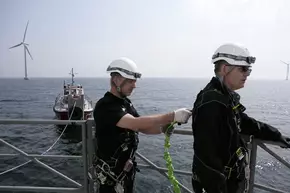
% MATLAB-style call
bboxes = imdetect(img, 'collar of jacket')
[210,76,241,104]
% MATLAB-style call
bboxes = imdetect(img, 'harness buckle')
[96,171,107,185]
[192,172,200,182]
[236,147,245,160]
[123,158,133,172]
[224,166,233,179]
[93,159,118,185]
[115,182,124,193]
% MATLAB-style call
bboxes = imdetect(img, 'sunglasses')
[226,65,252,75]
[238,66,252,73]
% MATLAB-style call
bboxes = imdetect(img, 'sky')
[1,0,290,79]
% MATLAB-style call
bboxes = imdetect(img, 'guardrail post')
[248,136,257,193]
[86,119,95,193]
[82,122,88,193]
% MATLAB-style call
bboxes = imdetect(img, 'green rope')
[163,121,181,193]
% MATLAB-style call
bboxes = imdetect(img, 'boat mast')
[69,68,75,86]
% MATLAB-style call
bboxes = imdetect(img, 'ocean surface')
[0,77,290,193]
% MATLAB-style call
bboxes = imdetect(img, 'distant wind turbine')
[9,21,33,80]
[280,60,290,81]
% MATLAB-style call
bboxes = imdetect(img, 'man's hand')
[173,108,192,124]
[162,123,175,136]
[280,136,290,148]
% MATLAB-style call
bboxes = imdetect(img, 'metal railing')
[172,129,290,193]
[0,118,289,193]
[0,119,89,193]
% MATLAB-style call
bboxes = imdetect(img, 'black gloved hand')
[280,136,290,148]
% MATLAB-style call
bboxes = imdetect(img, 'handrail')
[172,128,290,193]
[0,154,82,159]
[0,119,88,193]
[0,119,289,193]
[0,119,86,125]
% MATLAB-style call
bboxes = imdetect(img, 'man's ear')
[220,64,228,76]
[113,75,124,86]
[111,75,118,86]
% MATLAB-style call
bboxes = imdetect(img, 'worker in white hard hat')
[106,57,142,98]
[190,43,290,193]
[92,57,192,193]
[211,43,255,90]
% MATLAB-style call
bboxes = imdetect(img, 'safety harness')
[192,88,250,192]
[90,130,138,193]
[90,97,140,193]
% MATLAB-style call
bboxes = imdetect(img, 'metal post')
[86,119,94,193]
[87,119,94,168]
[248,137,257,193]
[82,122,88,193]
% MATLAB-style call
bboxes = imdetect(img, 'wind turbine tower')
[280,60,290,81]
[9,21,33,80]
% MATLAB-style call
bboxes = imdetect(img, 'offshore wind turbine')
[280,60,289,81]
[9,21,33,80]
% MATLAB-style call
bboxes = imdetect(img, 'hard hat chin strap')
[216,75,224,83]
[116,86,126,98]
[216,65,235,91]
[216,75,234,95]
[113,79,128,98]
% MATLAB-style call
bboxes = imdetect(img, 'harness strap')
[92,145,137,186]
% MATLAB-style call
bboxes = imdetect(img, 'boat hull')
[53,109,93,120]
[55,112,92,120]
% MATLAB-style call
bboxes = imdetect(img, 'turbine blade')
[23,21,29,42]
[280,60,290,65]
[25,45,33,60]
[9,43,23,49]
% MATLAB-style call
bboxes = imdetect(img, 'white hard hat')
[106,57,142,80]
[211,43,256,67]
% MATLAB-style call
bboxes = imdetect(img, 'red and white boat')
[53,68,94,120]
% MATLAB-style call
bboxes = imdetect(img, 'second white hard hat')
[212,43,256,67]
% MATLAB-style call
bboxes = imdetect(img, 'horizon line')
[0,76,287,81]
